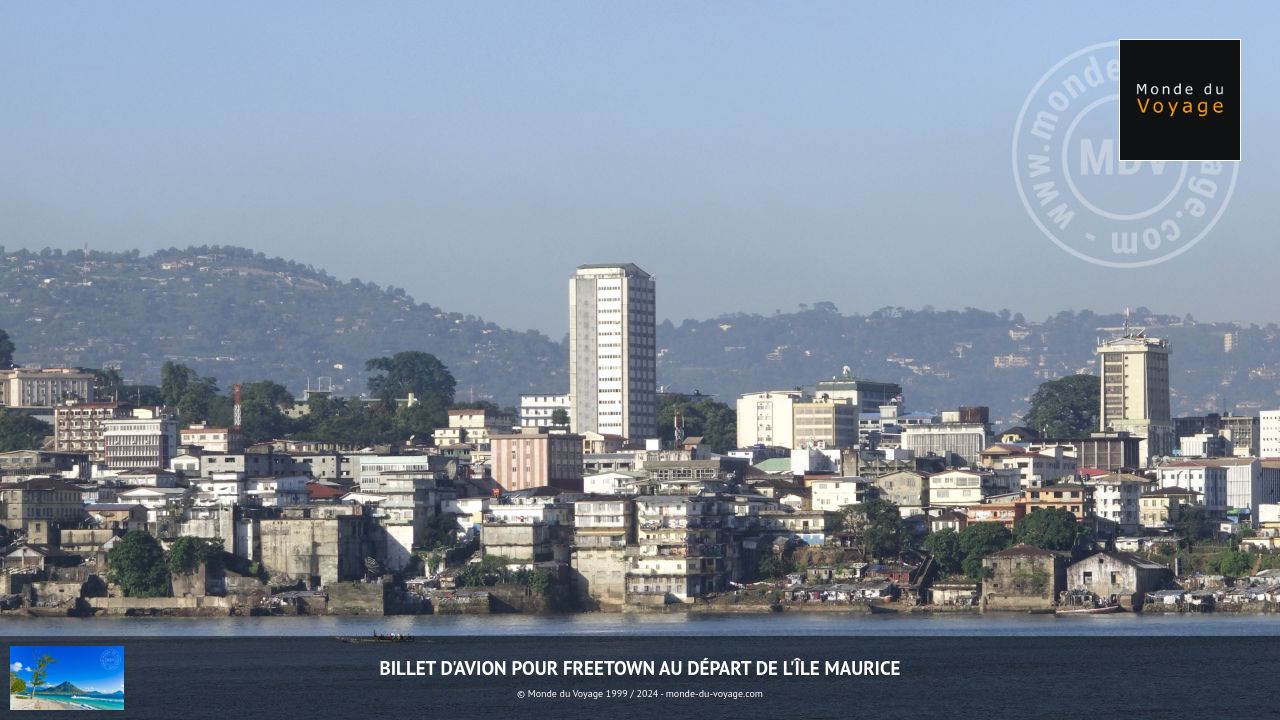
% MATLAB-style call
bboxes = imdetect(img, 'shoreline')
[10,694,86,711]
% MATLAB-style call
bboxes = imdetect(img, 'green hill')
[3,246,1276,425]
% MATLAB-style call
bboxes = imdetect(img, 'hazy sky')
[3,2,1275,335]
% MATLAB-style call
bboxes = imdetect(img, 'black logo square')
[1119,39,1240,161]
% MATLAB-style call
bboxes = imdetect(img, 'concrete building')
[1031,432,1143,473]
[809,477,868,513]
[1179,433,1231,458]
[0,367,95,408]
[1139,487,1201,530]
[491,427,584,492]
[1157,461,1229,514]
[979,445,1077,488]
[1220,414,1259,458]
[1261,410,1280,458]
[813,374,902,414]
[54,402,132,461]
[867,470,929,513]
[736,390,804,449]
[431,408,516,449]
[0,477,86,534]
[199,449,299,478]
[568,263,657,442]
[792,398,858,450]
[571,496,636,606]
[981,544,1067,611]
[103,410,179,471]
[258,505,372,588]
[902,423,988,465]
[180,424,244,453]
[519,393,571,428]
[928,469,1017,507]
[626,495,737,603]
[1065,552,1170,610]
[1082,473,1152,534]
[1019,484,1096,522]
[1097,334,1174,464]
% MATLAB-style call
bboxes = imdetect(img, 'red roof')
[306,482,345,499]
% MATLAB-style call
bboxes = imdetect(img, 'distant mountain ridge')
[40,681,86,695]
[3,246,1277,424]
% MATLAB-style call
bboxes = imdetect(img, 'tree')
[1014,507,1086,550]
[0,328,13,369]
[656,393,737,453]
[10,671,25,695]
[89,367,124,401]
[161,361,219,420]
[166,537,225,576]
[957,522,1014,579]
[0,410,51,451]
[924,528,963,575]
[421,512,457,551]
[1214,549,1253,577]
[106,531,170,597]
[1024,374,1100,438]
[841,498,905,561]
[30,653,55,700]
[1175,506,1212,545]
[365,351,456,407]
[550,408,570,427]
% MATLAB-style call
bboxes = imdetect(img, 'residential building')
[626,495,736,603]
[54,401,132,460]
[979,445,1077,488]
[519,393,570,428]
[1179,433,1231,458]
[736,390,804,449]
[1139,487,1201,529]
[103,410,179,471]
[1157,462,1229,514]
[1019,484,1096,522]
[491,427,585,492]
[0,366,95,408]
[568,263,657,441]
[180,423,244,453]
[571,496,637,606]
[1096,333,1175,464]
[431,407,515,449]
[902,423,988,465]
[866,470,929,513]
[792,398,858,450]
[1082,473,1152,534]
[928,469,1017,507]
[809,477,868,512]
[0,477,86,533]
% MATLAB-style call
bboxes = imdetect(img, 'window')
[1082,571,1093,584]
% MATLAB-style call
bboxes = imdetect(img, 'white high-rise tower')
[569,264,656,441]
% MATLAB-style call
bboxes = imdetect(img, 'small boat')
[1027,608,1055,615]
[865,602,899,615]
[1054,604,1122,615]
[335,635,416,643]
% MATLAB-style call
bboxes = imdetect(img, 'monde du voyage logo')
[1013,40,1240,268]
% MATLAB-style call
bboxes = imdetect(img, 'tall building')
[1097,333,1174,465]
[1220,414,1259,458]
[1261,410,1280,458]
[736,390,804,449]
[568,264,656,441]
[792,398,858,450]
[491,427,584,492]
[54,401,132,461]
[103,410,179,471]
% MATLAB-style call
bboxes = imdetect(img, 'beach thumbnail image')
[9,646,124,711]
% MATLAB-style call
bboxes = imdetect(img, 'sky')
[10,646,125,694]
[1,2,1276,335]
